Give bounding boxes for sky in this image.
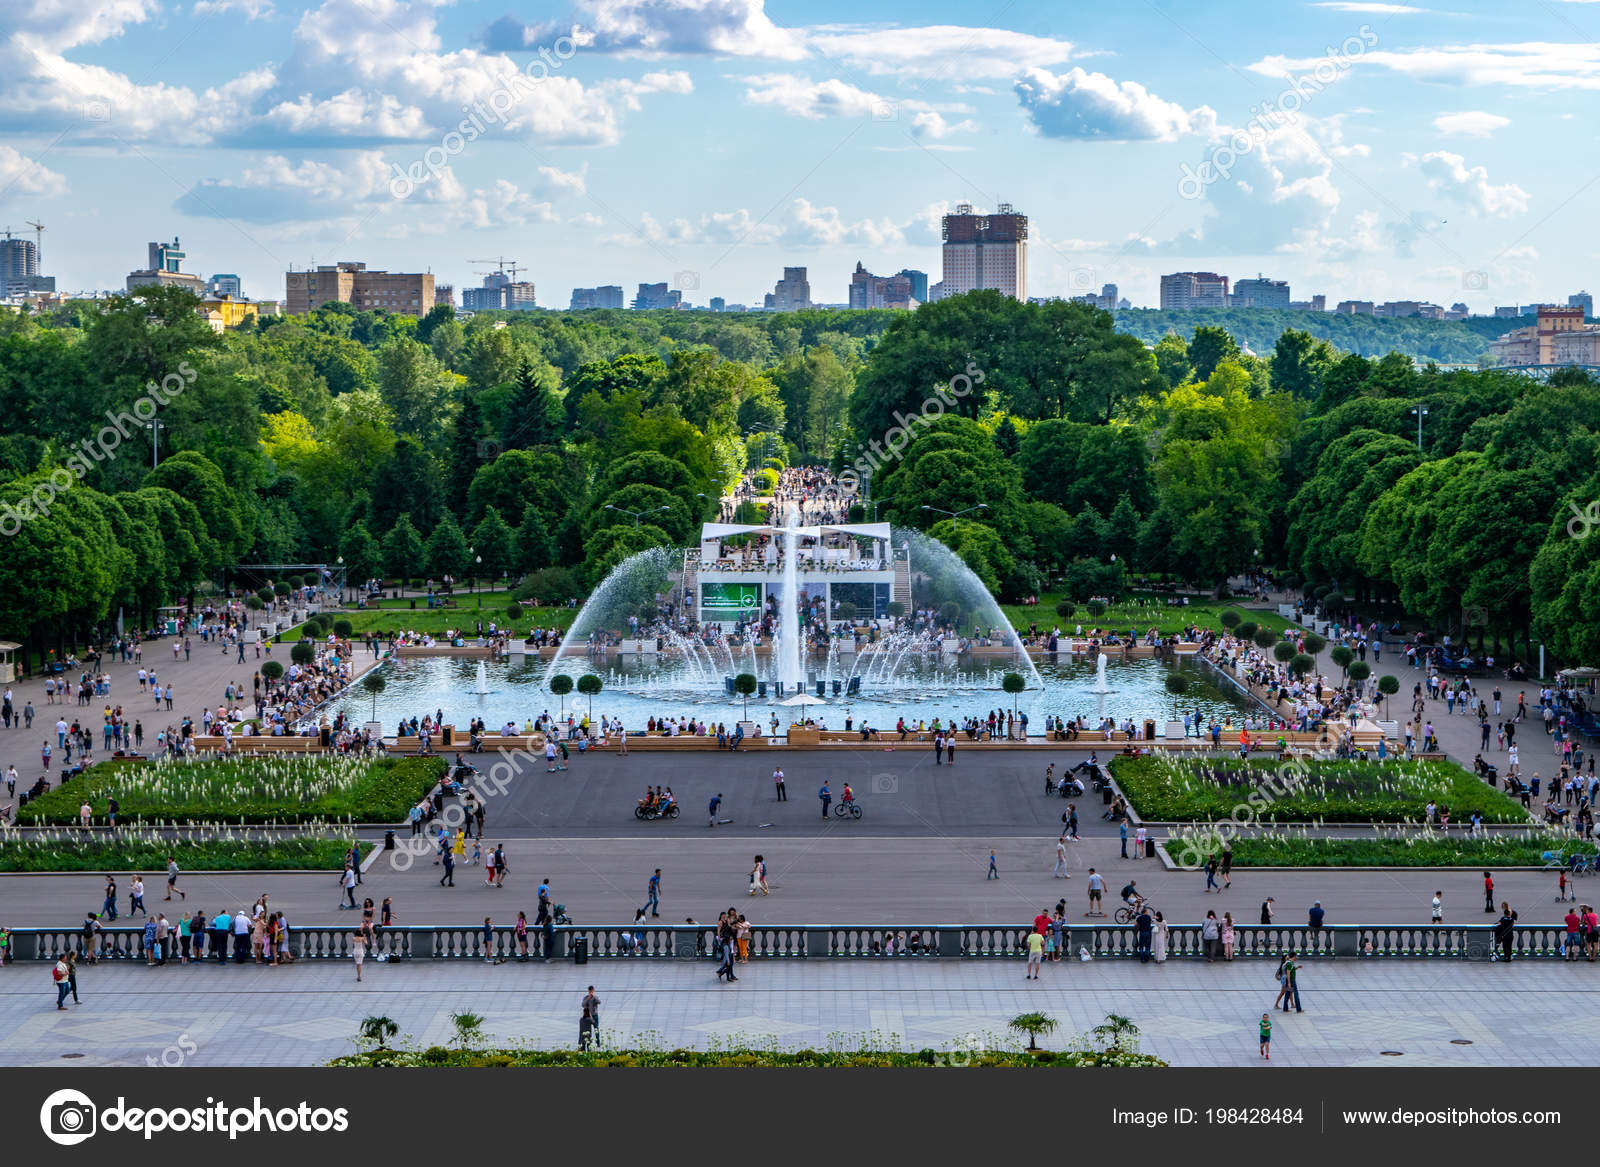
[0,0,1593,311]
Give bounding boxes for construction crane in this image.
[469,257,524,281]
[25,221,43,267]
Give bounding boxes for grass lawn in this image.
[1001,591,1292,638]
[0,829,354,872]
[18,755,446,826]
[281,605,578,641]
[1168,828,1596,868]
[335,1046,1166,1068]
[1112,754,1530,824]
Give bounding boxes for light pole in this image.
[146,420,165,469]
[922,503,988,539]
[474,555,481,598]
[605,503,671,528]
[336,555,345,606]
[1409,405,1429,451]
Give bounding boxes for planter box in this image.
[940,639,960,654]
[619,639,657,655]
[1377,720,1399,739]
[1163,721,1187,739]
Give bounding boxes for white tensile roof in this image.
[700,522,891,540]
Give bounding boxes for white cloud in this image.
[193,0,274,19]
[491,0,805,59]
[780,198,905,248]
[738,73,972,135]
[806,24,1074,79]
[261,89,430,138]
[1251,42,1600,90]
[1311,2,1426,12]
[603,70,695,111]
[459,179,557,229]
[0,145,69,200]
[1416,150,1529,216]
[909,110,977,139]
[8,0,159,53]
[1432,110,1510,136]
[1015,67,1215,142]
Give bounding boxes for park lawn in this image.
[281,605,578,641]
[17,755,446,826]
[335,1045,1164,1068]
[1112,754,1530,824]
[1180,830,1597,868]
[0,829,353,872]
[1002,592,1291,638]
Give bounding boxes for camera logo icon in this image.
[81,98,113,123]
[870,773,898,794]
[872,101,898,121]
[41,1088,97,1145]
[673,270,700,291]
[476,439,502,460]
[1068,266,1096,291]
[1461,270,1489,291]
[1462,604,1488,626]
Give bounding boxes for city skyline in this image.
[0,0,1587,308]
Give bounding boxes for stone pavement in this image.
[5,956,1597,1068]
[0,836,1586,929]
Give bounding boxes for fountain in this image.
[1091,652,1111,694]
[475,661,489,695]
[773,503,804,691]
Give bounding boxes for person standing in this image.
[164,856,185,901]
[1153,912,1169,963]
[101,875,118,922]
[1086,868,1104,916]
[772,767,787,802]
[1025,928,1044,979]
[1279,952,1303,1012]
[1431,891,1443,924]
[1134,824,1147,859]
[1201,910,1221,962]
[129,875,146,917]
[646,868,662,917]
[439,849,455,887]
[1259,1013,1272,1060]
[1260,897,1275,925]
[52,955,71,1010]
[1483,871,1495,914]
[1052,836,1070,879]
[583,985,600,1034]
[578,1002,594,1051]
[1495,902,1518,962]
[1119,819,1129,859]
[352,930,366,981]
[1134,907,1154,963]
[818,782,831,821]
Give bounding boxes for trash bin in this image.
[1146,837,1157,859]
[572,936,589,965]
[1101,787,1113,806]
[442,725,453,746]
[384,830,396,851]
[1144,719,1156,742]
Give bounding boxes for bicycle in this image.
[1113,901,1151,924]
[833,800,862,819]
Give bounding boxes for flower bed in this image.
[17,755,445,825]
[1171,829,1597,868]
[1112,753,1528,824]
[333,1046,1166,1068]
[0,826,353,872]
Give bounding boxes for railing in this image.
[6,924,1571,963]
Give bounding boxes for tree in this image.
[576,672,602,721]
[358,1015,399,1052]
[734,673,757,720]
[1153,332,1191,387]
[371,437,442,534]
[448,393,491,514]
[1270,328,1334,399]
[549,673,573,717]
[1091,1013,1141,1053]
[504,360,560,449]
[1188,325,1240,381]
[1289,653,1315,676]
[470,506,515,583]
[425,512,470,580]
[1008,1011,1058,1052]
[145,450,250,571]
[512,504,552,575]
[993,416,1020,458]
[1164,672,1189,717]
[1348,660,1371,685]
[362,671,386,720]
[376,336,454,444]
[290,640,315,665]
[1377,674,1399,719]
[1001,671,1026,721]
[1253,627,1277,649]
[383,513,424,582]
[1330,644,1354,676]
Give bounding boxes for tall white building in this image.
[939,203,1028,301]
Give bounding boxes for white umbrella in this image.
[779,692,828,706]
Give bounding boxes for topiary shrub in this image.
[1273,641,1296,663]
[421,1046,451,1065]
[1234,621,1258,640]
[260,660,284,680]
[505,602,522,621]
[273,582,291,597]
[332,619,354,639]
[1219,610,1241,629]
[1302,632,1327,656]
[1253,627,1277,649]
[1085,599,1107,617]
[1055,600,1076,619]
[290,641,315,666]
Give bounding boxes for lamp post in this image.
[1409,405,1429,451]
[605,504,671,528]
[474,555,481,598]
[336,555,345,606]
[921,503,988,539]
[468,546,476,597]
[146,420,165,469]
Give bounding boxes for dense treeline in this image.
[1113,307,1511,362]
[0,288,1594,669]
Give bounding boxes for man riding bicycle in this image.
[1121,881,1145,912]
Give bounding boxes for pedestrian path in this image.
[7,957,1596,1067]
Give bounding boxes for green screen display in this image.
[701,582,762,611]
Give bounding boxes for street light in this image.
[146,420,165,469]
[605,503,671,528]
[336,555,345,605]
[1409,405,1429,451]
[474,555,481,598]
[922,503,988,537]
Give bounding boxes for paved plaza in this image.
[5,956,1598,1068]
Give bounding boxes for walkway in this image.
[7,957,1596,1067]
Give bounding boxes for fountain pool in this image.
[339,654,1252,733]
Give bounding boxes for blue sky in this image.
[0,0,1592,311]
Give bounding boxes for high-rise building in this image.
[632,282,682,310]
[897,269,929,303]
[128,237,205,293]
[1159,271,1229,309]
[1335,300,1375,315]
[434,284,454,309]
[848,261,917,310]
[0,234,53,297]
[284,262,435,316]
[570,286,624,310]
[462,271,536,311]
[940,203,1027,301]
[207,273,242,299]
[709,297,726,312]
[764,266,811,311]
[1487,305,1596,366]
[1570,291,1593,318]
[1232,275,1291,309]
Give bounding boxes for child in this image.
[1560,869,1570,903]
[1259,1013,1272,1060]
[471,838,482,867]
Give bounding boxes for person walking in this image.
[52,955,71,1010]
[646,868,662,917]
[987,850,999,880]
[352,930,366,981]
[340,863,358,908]
[1220,845,1233,889]
[1278,952,1303,1012]
[772,767,787,802]
[164,856,185,901]
[1431,891,1443,924]
[1259,1013,1272,1060]
[1086,868,1104,916]
[439,849,455,887]
[1260,896,1275,925]
[753,855,769,896]
[1205,854,1220,892]
[1052,836,1070,879]
[1483,871,1495,914]
[818,782,831,820]
[101,875,118,922]
[66,952,80,1005]
[1495,902,1518,962]
[583,985,600,1035]
[129,875,146,917]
